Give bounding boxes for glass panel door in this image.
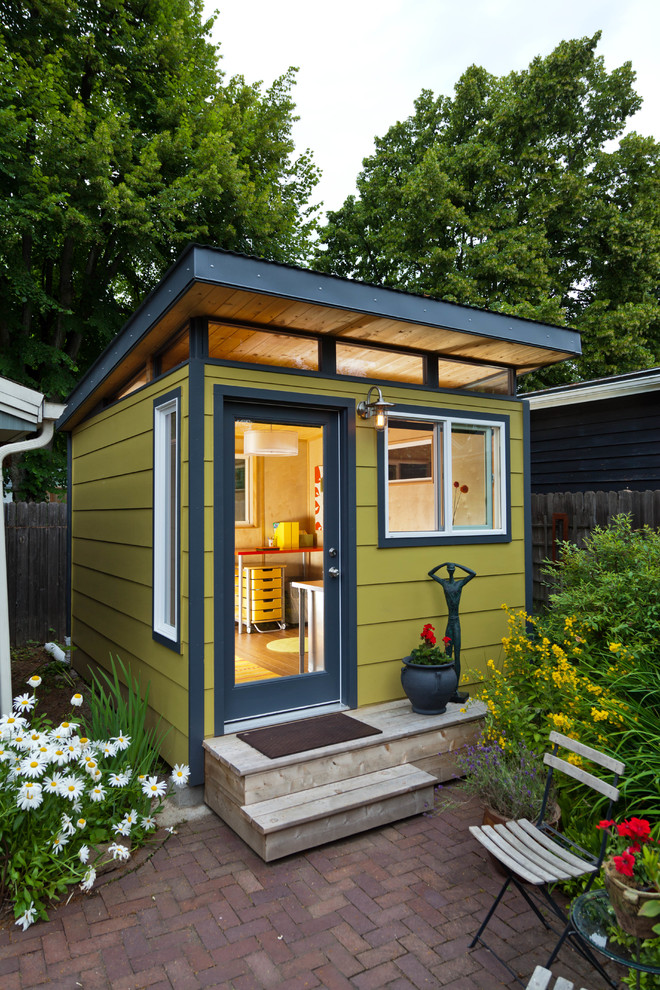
[220,401,342,723]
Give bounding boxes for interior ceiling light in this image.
[243,428,299,457]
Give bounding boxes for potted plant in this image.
[455,738,552,824]
[597,817,660,938]
[400,623,457,715]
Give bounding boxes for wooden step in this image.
[210,764,436,861]
[204,700,486,806]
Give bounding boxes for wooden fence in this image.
[4,501,68,646]
[531,489,660,609]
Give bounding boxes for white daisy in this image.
[141,815,156,831]
[15,900,37,931]
[108,771,126,787]
[80,866,96,892]
[107,842,130,861]
[76,817,86,830]
[0,713,27,734]
[70,693,84,707]
[12,733,32,751]
[101,741,117,758]
[27,674,42,688]
[57,721,77,737]
[79,844,90,863]
[171,764,191,786]
[16,782,43,811]
[60,813,76,836]
[113,821,131,836]
[59,776,84,801]
[19,755,48,779]
[52,834,69,855]
[13,693,35,713]
[112,731,131,751]
[141,776,167,798]
[89,784,106,802]
[44,772,63,794]
[50,747,70,767]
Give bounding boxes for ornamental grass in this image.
[0,668,189,931]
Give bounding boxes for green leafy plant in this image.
[408,623,452,665]
[543,514,660,667]
[83,655,167,776]
[455,738,550,820]
[0,673,189,929]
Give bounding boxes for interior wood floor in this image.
[235,624,305,681]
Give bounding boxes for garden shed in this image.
[57,245,580,803]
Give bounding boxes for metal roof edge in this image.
[526,368,660,410]
[192,245,582,352]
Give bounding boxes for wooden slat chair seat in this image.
[527,964,589,990]
[468,731,624,988]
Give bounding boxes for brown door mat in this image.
[237,712,382,759]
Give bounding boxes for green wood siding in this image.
[203,365,526,709]
[70,369,189,766]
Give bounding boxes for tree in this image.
[0,0,319,497]
[315,33,660,389]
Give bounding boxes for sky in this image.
[203,0,660,216]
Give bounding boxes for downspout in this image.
[0,416,59,714]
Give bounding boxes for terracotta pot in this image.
[603,858,660,939]
[400,657,458,715]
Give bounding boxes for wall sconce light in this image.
[357,386,394,432]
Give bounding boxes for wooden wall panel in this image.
[71,371,190,764]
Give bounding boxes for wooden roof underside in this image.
[59,246,581,430]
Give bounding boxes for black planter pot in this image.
[400,657,458,715]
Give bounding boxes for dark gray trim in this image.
[213,384,357,732]
[66,433,72,640]
[58,245,580,431]
[187,361,205,785]
[523,399,533,616]
[191,248,581,353]
[151,388,182,653]
[376,404,512,549]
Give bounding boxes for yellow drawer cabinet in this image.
[235,564,286,632]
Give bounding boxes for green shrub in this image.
[542,513,660,665]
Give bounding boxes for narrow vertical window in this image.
[153,393,180,646]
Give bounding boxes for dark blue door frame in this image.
[212,385,357,732]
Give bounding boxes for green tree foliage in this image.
[0,0,318,402]
[315,34,660,388]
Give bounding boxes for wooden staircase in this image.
[203,699,486,861]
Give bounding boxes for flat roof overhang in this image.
[59,244,581,430]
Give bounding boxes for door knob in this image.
[328,567,340,578]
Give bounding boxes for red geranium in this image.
[613,851,635,878]
[597,817,660,890]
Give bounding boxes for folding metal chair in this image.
[527,965,589,990]
[469,731,624,987]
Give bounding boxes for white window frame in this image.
[383,410,508,542]
[153,394,179,645]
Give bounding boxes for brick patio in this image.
[0,786,623,989]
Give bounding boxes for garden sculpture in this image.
[428,562,476,703]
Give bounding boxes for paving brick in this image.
[1,788,608,990]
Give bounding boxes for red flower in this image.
[460,484,469,493]
[613,851,636,878]
[597,820,616,830]
[443,636,451,645]
[453,481,459,488]
[618,818,652,841]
